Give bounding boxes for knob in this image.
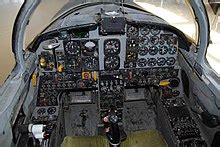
[57,64,64,73]
[40,57,47,68]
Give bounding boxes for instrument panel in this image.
[33,22,181,122]
[38,23,178,72]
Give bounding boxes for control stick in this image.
[103,108,122,146]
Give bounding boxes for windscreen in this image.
[24,0,198,48]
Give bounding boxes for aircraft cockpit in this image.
[0,1,220,147]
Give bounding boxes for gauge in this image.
[172,90,180,97]
[126,51,138,61]
[168,46,177,55]
[159,46,168,55]
[84,57,99,70]
[149,46,158,55]
[151,25,160,35]
[47,107,56,114]
[104,56,120,70]
[82,40,97,55]
[104,39,120,55]
[139,36,149,46]
[148,58,157,67]
[67,58,81,70]
[64,40,81,56]
[140,26,150,36]
[166,57,176,66]
[37,108,46,115]
[157,57,166,66]
[127,39,138,49]
[138,46,148,56]
[150,36,159,45]
[127,25,138,37]
[137,58,147,67]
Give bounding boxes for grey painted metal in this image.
[189,0,209,66]
[0,0,40,146]
[12,0,41,74]
[189,0,220,114]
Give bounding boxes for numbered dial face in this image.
[104,39,120,55]
[127,25,138,37]
[157,57,166,66]
[159,46,168,55]
[104,56,120,70]
[138,46,148,56]
[166,57,176,66]
[149,46,158,55]
[169,46,177,55]
[139,36,149,46]
[127,39,138,49]
[148,58,157,67]
[64,40,80,56]
[127,51,138,61]
[137,58,147,67]
[151,25,160,35]
[47,107,56,114]
[84,57,99,70]
[67,58,81,70]
[150,36,159,45]
[140,26,150,36]
[37,108,46,115]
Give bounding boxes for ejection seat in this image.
[61,129,167,147]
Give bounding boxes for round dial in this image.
[47,107,56,114]
[151,25,160,35]
[139,36,149,46]
[149,46,158,55]
[137,58,147,67]
[127,25,138,37]
[166,57,176,66]
[127,39,138,49]
[104,39,120,55]
[159,46,168,55]
[84,57,99,70]
[157,57,166,66]
[37,108,46,115]
[168,46,177,55]
[150,36,159,45]
[65,40,80,56]
[67,58,80,70]
[140,26,150,36]
[138,46,148,56]
[148,58,157,67]
[172,90,180,97]
[82,40,96,54]
[104,56,120,70]
[127,51,137,60]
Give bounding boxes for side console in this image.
[158,97,207,146]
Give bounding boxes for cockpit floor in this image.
[64,104,98,136]
[123,100,157,133]
[63,100,156,137]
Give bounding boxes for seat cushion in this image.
[61,135,109,147]
[121,129,167,147]
[61,129,167,147]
